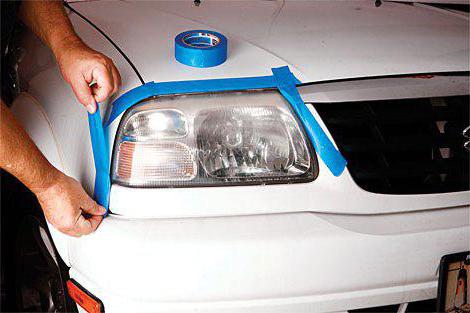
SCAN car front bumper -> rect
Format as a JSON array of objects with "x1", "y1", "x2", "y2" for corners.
[{"x1": 68, "y1": 206, "x2": 469, "y2": 313}]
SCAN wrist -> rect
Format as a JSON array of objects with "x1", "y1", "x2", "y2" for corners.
[
  {"x1": 52, "y1": 33, "x2": 85, "y2": 63},
  {"x1": 30, "y1": 166, "x2": 64, "y2": 198}
]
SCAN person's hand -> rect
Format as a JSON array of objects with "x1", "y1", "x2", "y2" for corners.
[
  {"x1": 55, "y1": 37, "x2": 121, "y2": 114},
  {"x1": 35, "y1": 172, "x2": 106, "y2": 237}
]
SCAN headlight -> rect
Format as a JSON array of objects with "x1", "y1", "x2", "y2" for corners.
[{"x1": 112, "y1": 90, "x2": 317, "y2": 187}]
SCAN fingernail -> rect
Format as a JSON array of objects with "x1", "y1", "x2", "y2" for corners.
[
  {"x1": 86, "y1": 103, "x2": 96, "y2": 114},
  {"x1": 98, "y1": 206, "x2": 106, "y2": 214}
]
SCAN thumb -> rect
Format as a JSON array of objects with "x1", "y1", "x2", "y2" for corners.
[
  {"x1": 82, "y1": 196, "x2": 107, "y2": 216},
  {"x1": 70, "y1": 75, "x2": 97, "y2": 114}
]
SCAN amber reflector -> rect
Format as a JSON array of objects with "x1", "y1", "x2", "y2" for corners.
[{"x1": 67, "y1": 279, "x2": 103, "y2": 313}]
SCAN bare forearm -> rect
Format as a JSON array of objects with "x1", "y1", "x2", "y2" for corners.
[
  {"x1": 0, "y1": 102, "x2": 60, "y2": 194},
  {"x1": 18, "y1": 0, "x2": 84, "y2": 59},
  {"x1": 18, "y1": 0, "x2": 121, "y2": 113},
  {"x1": 1, "y1": 102, "x2": 105, "y2": 236},
  {"x1": 6, "y1": 1, "x2": 110, "y2": 236}
]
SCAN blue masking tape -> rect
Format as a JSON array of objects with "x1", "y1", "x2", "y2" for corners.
[
  {"x1": 106, "y1": 75, "x2": 301, "y2": 127},
  {"x1": 104, "y1": 67, "x2": 345, "y2": 176},
  {"x1": 91, "y1": 66, "x2": 346, "y2": 215},
  {"x1": 272, "y1": 67, "x2": 347, "y2": 176},
  {"x1": 175, "y1": 30, "x2": 227, "y2": 68},
  {"x1": 88, "y1": 105, "x2": 110, "y2": 214}
]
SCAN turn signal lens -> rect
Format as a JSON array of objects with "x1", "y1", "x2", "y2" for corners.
[
  {"x1": 67, "y1": 279, "x2": 103, "y2": 313},
  {"x1": 114, "y1": 141, "x2": 197, "y2": 186}
]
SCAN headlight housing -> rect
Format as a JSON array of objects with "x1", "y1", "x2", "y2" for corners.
[{"x1": 112, "y1": 90, "x2": 317, "y2": 187}]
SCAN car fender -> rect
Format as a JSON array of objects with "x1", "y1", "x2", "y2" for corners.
[
  {"x1": 12, "y1": 14, "x2": 142, "y2": 265},
  {"x1": 11, "y1": 92, "x2": 72, "y2": 266}
]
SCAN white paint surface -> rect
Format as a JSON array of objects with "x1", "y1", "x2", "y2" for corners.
[
  {"x1": 12, "y1": 1, "x2": 470, "y2": 311},
  {"x1": 69, "y1": 209, "x2": 469, "y2": 312},
  {"x1": 69, "y1": 0, "x2": 469, "y2": 84}
]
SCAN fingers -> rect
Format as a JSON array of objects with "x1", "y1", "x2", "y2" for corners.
[
  {"x1": 54, "y1": 210, "x2": 104, "y2": 237},
  {"x1": 38, "y1": 174, "x2": 107, "y2": 237},
  {"x1": 91, "y1": 63, "x2": 114, "y2": 103},
  {"x1": 64, "y1": 212, "x2": 103, "y2": 237},
  {"x1": 64, "y1": 52, "x2": 121, "y2": 114},
  {"x1": 74, "y1": 214, "x2": 103, "y2": 236},
  {"x1": 91, "y1": 60, "x2": 121, "y2": 103},
  {"x1": 70, "y1": 74, "x2": 97, "y2": 114},
  {"x1": 70, "y1": 194, "x2": 105, "y2": 236},
  {"x1": 81, "y1": 195, "x2": 107, "y2": 216},
  {"x1": 110, "y1": 63, "x2": 121, "y2": 95}
]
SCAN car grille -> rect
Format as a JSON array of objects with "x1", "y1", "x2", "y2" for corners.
[{"x1": 313, "y1": 96, "x2": 469, "y2": 194}]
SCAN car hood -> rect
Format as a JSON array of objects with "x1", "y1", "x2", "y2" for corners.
[{"x1": 69, "y1": 0, "x2": 469, "y2": 84}]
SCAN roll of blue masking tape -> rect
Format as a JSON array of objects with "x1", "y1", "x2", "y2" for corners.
[{"x1": 175, "y1": 30, "x2": 227, "y2": 68}]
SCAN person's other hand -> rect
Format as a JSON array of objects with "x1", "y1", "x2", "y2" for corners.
[
  {"x1": 56, "y1": 38, "x2": 121, "y2": 114},
  {"x1": 35, "y1": 172, "x2": 106, "y2": 237}
]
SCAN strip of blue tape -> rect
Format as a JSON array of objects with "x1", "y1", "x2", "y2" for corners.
[
  {"x1": 271, "y1": 67, "x2": 347, "y2": 177},
  {"x1": 89, "y1": 66, "x2": 346, "y2": 211},
  {"x1": 88, "y1": 105, "x2": 110, "y2": 213},
  {"x1": 105, "y1": 74, "x2": 301, "y2": 127}
]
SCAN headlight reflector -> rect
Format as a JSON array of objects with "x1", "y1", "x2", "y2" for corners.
[
  {"x1": 112, "y1": 90, "x2": 317, "y2": 187},
  {"x1": 121, "y1": 109, "x2": 187, "y2": 140},
  {"x1": 195, "y1": 106, "x2": 310, "y2": 179}
]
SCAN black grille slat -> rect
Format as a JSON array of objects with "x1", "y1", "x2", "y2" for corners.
[
  {"x1": 340, "y1": 135, "x2": 463, "y2": 153},
  {"x1": 322, "y1": 107, "x2": 463, "y2": 125},
  {"x1": 314, "y1": 96, "x2": 470, "y2": 194}
]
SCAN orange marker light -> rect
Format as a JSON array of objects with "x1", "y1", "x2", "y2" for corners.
[{"x1": 67, "y1": 279, "x2": 104, "y2": 313}]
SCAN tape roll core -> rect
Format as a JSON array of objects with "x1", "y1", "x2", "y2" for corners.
[
  {"x1": 182, "y1": 32, "x2": 221, "y2": 48},
  {"x1": 175, "y1": 30, "x2": 227, "y2": 68}
]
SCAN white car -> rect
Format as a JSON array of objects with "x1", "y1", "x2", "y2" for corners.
[{"x1": 10, "y1": 1, "x2": 469, "y2": 312}]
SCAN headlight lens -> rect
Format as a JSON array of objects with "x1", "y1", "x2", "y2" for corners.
[{"x1": 112, "y1": 90, "x2": 317, "y2": 187}]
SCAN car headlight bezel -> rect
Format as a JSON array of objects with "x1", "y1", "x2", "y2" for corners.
[{"x1": 111, "y1": 89, "x2": 319, "y2": 188}]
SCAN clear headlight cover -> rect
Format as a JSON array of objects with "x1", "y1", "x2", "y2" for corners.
[{"x1": 112, "y1": 90, "x2": 317, "y2": 187}]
